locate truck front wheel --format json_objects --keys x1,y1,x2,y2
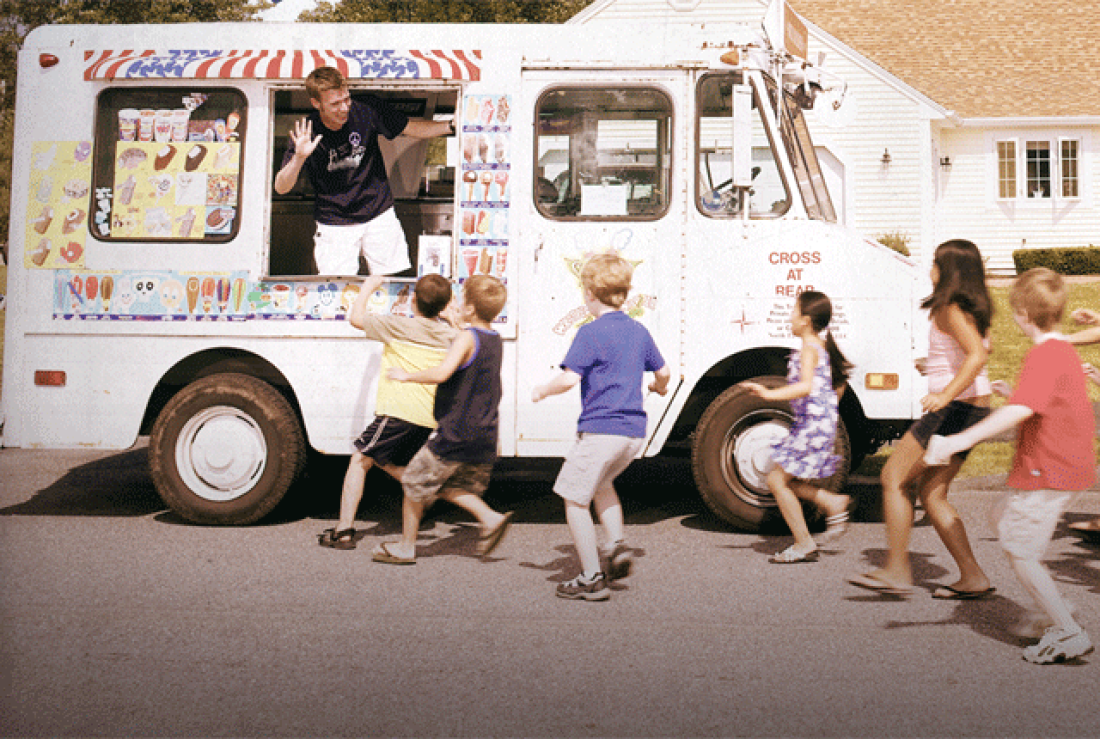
[
  {"x1": 149, "y1": 373, "x2": 306, "y2": 525},
  {"x1": 691, "y1": 378, "x2": 851, "y2": 531}
]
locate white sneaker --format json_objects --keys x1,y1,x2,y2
[
  {"x1": 1010, "y1": 602, "x2": 1078, "y2": 639},
  {"x1": 1022, "y1": 627, "x2": 1093, "y2": 664}
]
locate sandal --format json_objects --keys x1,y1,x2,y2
[
  {"x1": 372, "y1": 542, "x2": 416, "y2": 565},
  {"x1": 817, "y1": 510, "x2": 850, "y2": 545},
  {"x1": 318, "y1": 527, "x2": 357, "y2": 550},
  {"x1": 770, "y1": 545, "x2": 820, "y2": 564}
]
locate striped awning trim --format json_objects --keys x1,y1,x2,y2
[{"x1": 83, "y1": 49, "x2": 482, "y2": 81}]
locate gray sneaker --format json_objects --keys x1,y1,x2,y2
[
  {"x1": 1022, "y1": 627, "x2": 1093, "y2": 664},
  {"x1": 556, "y1": 572, "x2": 610, "y2": 601},
  {"x1": 605, "y1": 541, "x2": 634, "y2": 581}
]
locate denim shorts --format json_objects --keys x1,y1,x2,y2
[{"x1": 908, "y1": 400, "x2": 991, "y2": 459}]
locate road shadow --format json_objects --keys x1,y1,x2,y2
[
  {"x1": 0, "y1": 447, "x2": 166, "y2": 518},
  {"x1": 1, "y1": 445, "x2": 888, "y2": 536}
]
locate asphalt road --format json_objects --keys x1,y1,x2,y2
[{"x1": 2, "y1": 443, "x2": 1100, "y2": 738}]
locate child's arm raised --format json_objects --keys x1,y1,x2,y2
[
  {"x1": 388, "y1": 329, "x2": 474, "y2": 385},
  {"x1": 923, "y1": 405, "x2": 1033, "y2": 466},
  {"x1": 923, "y1": 304, "x2": 988, "y2": 413},
  {"x1": 1068, "y1": 309, "x2": 1100, "y2": 346},
  {"x1": 532, "y1": 369, "x2": 581, "y2": 403},
  {"x1": 743, "y1": 343, "x2": 818, "y2": 402},
  {"x1": 348, "y1": 275, "x2": 387, "y2": 331}
]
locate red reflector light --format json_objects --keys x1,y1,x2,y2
[
  {"x1": 39, "y1": 53, "x2": 59, "y2": 69},
  {"x1": 34, "y1": 370, "x2": 67, "y2": 387}
]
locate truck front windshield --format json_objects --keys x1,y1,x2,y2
[{"x1": 768, "y1": 77, "x2": 837, "y2": 223}]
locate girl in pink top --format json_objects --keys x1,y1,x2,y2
[{"x1": 850, "y1": 239, "x2": 995, "y2": 598}]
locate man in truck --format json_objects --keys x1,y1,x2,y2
[{"x1": 273, "y1": 66, "x2": 453, "y2": 276}]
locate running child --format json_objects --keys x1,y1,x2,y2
[
  {"x1": 372, "y1": 274, "x2": 512, "y2": 564},
  {"x1": 850, "y1": 239, "x2": 995, "y2": 597},
  {"x1": 924, "y1": 268, "x2": 1095, "y2": 664},
  {"x1": 317, "y1": 273, "x2": 456, "y2": 549},
  {"x1": 532, "y1": 253, "x2": 670, "y2": 601},
  {"x1": 744, "y1": 290, "x2": 853, "y2": 563}
]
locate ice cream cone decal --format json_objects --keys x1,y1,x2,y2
[
  {"x1": 200, "y1": 277, "x2": 215, "y2": 313},
  {"x1": 100, "y1": 275, "x2": 113, "y2": 312},
  {"x1": 186, "y1": 276, "x2": 200, "y2": 314}
]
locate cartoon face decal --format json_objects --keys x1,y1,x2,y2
[
  {"x1": 317, "y1": 283, "x2": 337, "y2": 307},
  {"x1": 114, "y1": 277, "x2": 136, "y2": 314},
  {"x1": 132, "y1": 277, "x2": 161, "y2": 306},
  {"x1": 160, "y1": 279, "x2": 184, "y2": 314}
]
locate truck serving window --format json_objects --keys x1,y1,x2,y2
[
  {"x1": 535, "y1": 87, "x2": 672, "y2": 220},
  {"x1": 696, "y1": 73, "x2": 789, "y2": 219},
  {"x1": 91, "y1": 88, "x2": 246, "y2": 242}
]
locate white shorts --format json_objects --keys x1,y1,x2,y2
[
  {"x1": 553, "y1": 433, "x2": 644, "y2": 507},
  {"x1": 990, "y1": 488, "x2": 1077, "y2": 561},
  {"x1": 313, "y1": 208, "x2": 411, "y2": 276}
]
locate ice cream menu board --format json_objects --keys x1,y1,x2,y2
[
  {"x1": 458, "y1": 94, "x2": 511, "y2": 301},
  {"x1": 91, "y1": 89, "x2": 246, "y2": 242},
  {"x1": 25, "y1": 141, "x2": 92, "y2": 269}
]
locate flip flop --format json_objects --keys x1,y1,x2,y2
[
  {"x1": 371, "y1": 542, "x2": 415, "y2": 565},
  {"x1": 1068, "y1": 520, "x2": 1100, "y2": 542},
  {"x1": 848, "y1": 572, "x2": 912, "y2": 596},
  {"x1": 931, "y1": 584, "x2": 996, "y2": 600},
  {"x1": 478, "y1": 511, "x2": 514, "y2": 556}
]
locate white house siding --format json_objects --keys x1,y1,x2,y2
[
  {"x1": 937, "y1": 126, "x2": 1100, "y2": 275},
  {"x1": 574, "y1": 0, "x2": 943, "y2": 263}
]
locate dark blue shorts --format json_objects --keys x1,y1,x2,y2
[{"x1": 353, "y1": 416, "x2": 432, "y2": 468}]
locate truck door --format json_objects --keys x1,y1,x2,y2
[{"x1": 515, "y1": 71, "x2": 684, "y2": 456}]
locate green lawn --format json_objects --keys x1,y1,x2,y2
[{"x1": 856, "y1": 280, "x2": 1100, "y2": 479}]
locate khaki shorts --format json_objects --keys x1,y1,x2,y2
[
  {"x1": 990, "y1": 488, "x2": 1077, "y2": 561},
  {"x1": 402, "y1": 446, "x2": 493, "y2": 505},
  {"x1": 553, "y1": 433, "x2": 643, "y2": 506},
  {"x1": 314, "y1": 207, "x2": 411, "y2": 276}
]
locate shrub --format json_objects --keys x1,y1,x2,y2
[
  {"x1": 876, "y1": 231, "x2": 911, "y2": 256},
  {"x1": 1012, "y1": 245, "x2": 1100, "y2": 275}
]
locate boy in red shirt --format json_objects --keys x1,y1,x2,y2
[{"x1": 925, "y1": 268, "x2": 1095, "y2": 664}]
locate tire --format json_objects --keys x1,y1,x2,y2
[
  {"x1": 149, "y1": 373, "x2": 306, "y2": 525},
  {"x1": 691, "y1": 377, "x2": 851, "y2": 532}
]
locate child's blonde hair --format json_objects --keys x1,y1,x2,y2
[
  {"x1": 580, "y1": 253, "x2": 632, "y2": 309},
  {"x1": 1010, "y1": 267, "x2": 1066, "y2": 331},
  {"x1": 464, "y1": 274, "x2": 507, "y2": 323}
]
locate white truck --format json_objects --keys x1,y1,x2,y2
[{"x1": 2, "y1": 18, "x2": 922, "y2": 530}]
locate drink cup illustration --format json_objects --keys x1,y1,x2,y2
[{"x1": 462, "y1": 247, "x2": 480, "y2": 277}]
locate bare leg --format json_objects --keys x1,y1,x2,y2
[
  {"x1": 564, "y1": 500, "x2": 602, "y2": 576},
  {"x1": 789, "y1": 480, "x2": 851, "y2": 518},
  {"x1": 440, "y1": 490, "x2": 506, "y2": 533},
  {"x1": 593, "y1": 484, "x2": 625, "y2": 546},
  {"x1": 864, "y1": 432, "x2": 926, "y2": 587},
  {"x1": 919, "y1": 461, "x2": 990, "y2": 592},
  {"x1": 336, "y1": 451, "x2": 374, "y2": 532},
  {"x1": 767, "y1": 467, "x2": 815, "y2": 552}
]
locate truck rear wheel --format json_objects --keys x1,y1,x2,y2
[
  {"x1": 691, "y1": 377, "x2": 851, "y2": 531},
  {"x1": 149, "y1": 373, "x2": 306, "y2": 525}
]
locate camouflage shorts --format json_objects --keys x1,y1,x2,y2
[{"x1": 402, "y1": 446, "x2": 493, "y2": 505}]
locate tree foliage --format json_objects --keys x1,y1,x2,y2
[{"x1": 301, "y1": 0, "x2": 594, "y2": 24}]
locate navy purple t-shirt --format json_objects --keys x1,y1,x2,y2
[
  {"x1": 283, "y1": 97, "x2": 408, "y2": 225},
  {"x1": 561, "y1": 311, "x2": 666, "y2": 438}
]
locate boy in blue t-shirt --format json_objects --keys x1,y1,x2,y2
[{"x1": 533, "y1": 253, "x2": 670, "y2": 601}]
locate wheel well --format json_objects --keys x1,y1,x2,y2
[{"x1": 138, "y1": 348, "x2": 306, "y2": 439}]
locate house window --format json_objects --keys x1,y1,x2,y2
[
  {"x1": 1061, "y1": 139, "x2": 1079, "y2": 198},
  {"x1": 997, "y1": 141, "x2": 1016, "y2": 199},
  {"x1": 995, "y1": 136, "x2": 1081, "y2": 201},
  {"x1": 1026, "y1": 141, "x2": 1051, "y2": 198}
]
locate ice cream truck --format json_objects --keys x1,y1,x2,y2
[{"x1": 1, "y1": 18, "x2": 923, "y2": 530}]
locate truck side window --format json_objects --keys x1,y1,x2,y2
[
  {"x1": 91, "y1": 88, "x2": 246, "y2": 242},
  {"x1": 696, "y1": 73, "x2": 789, "y2": 219},
  {"x1": 535, "y1": 86, "x2": 672, "y2": 220}
]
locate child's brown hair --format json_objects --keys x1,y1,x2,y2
[
  {"x1": 580, "y1": 253, "x2": 632, "y2": 309},
  {"x1": 464, "y1": 274, "x2": 507, "y2": 323},
  {"x1": 413, "y1": 274, "x2": 451, "y2": 319},
  {"x1": 1010, "y1": 267, "x2": 1066, "y2": 331}
]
